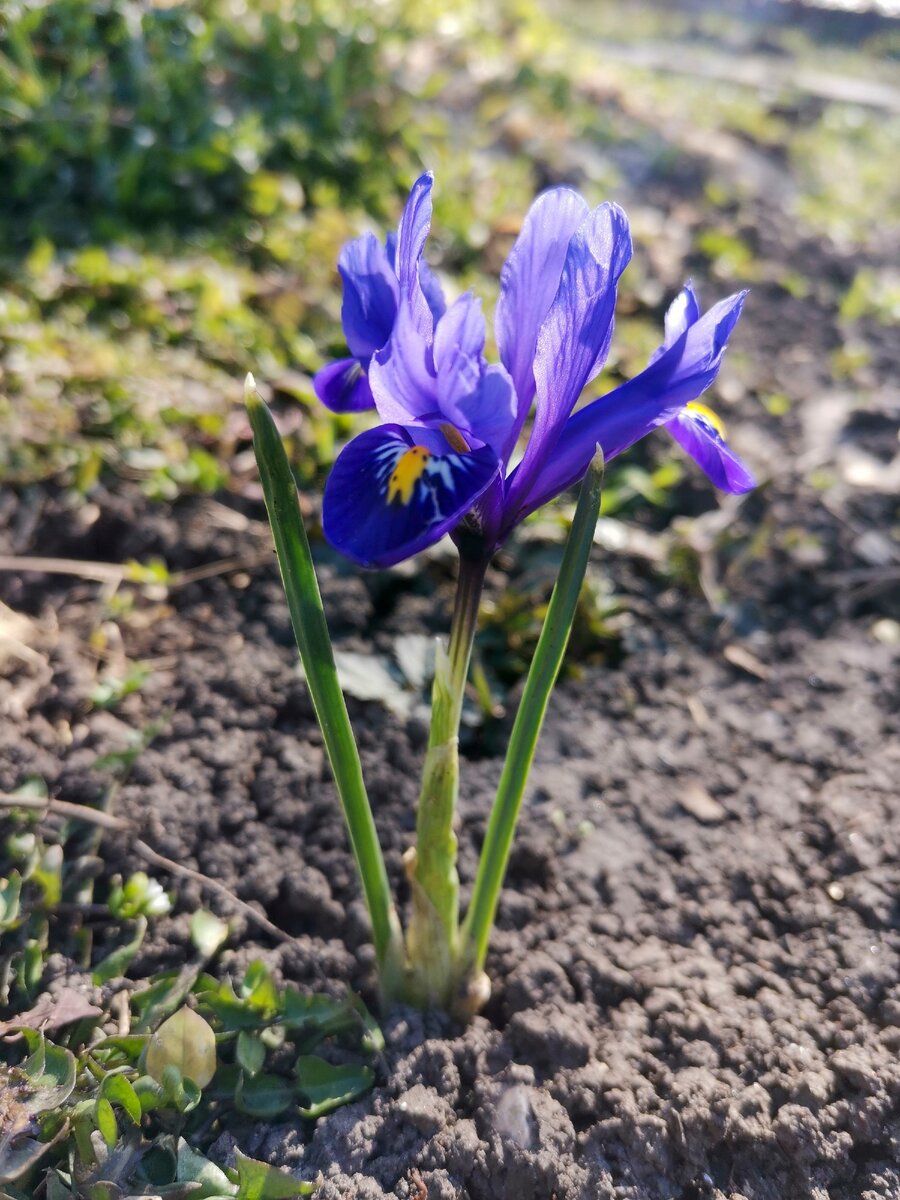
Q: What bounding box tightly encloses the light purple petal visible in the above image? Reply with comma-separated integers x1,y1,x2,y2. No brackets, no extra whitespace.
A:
313,357,376,413
323,424,499,568
369,302,440,426
667,408,756,494
507,288,748,527
395,172,437,340
337,232,399,360
388,227,447,324
432,295,516,455
447,363,517,459
433,293,486,376
495,187,589,442
662,280,701,351
504,202,632,515
420,261,447,324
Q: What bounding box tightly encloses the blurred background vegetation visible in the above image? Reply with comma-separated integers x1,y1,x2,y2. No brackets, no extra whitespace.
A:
2,0,895,498
0,0,897,691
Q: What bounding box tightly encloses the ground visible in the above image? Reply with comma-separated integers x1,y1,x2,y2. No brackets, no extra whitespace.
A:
1,1,899,1198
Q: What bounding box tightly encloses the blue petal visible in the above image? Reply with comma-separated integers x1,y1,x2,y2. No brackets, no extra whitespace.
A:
504,202,632,515
323,425,500,567
395,172,438,340
313,357,376,413
662,280,701,352
507,288,748,526
369,301,441,426
338,233,399,360
432,294,517,455
451,363,517,459
386,229,446,324
495,187,589,444
667,407,756,494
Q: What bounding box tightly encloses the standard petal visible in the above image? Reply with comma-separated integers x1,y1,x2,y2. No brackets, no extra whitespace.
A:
661,280,701,352
507,288,748,526
395,171,437,338
431,295,516,455
667,405,756,494
495,187,589,435
323,425,500,567
504,202,632,514
369,302,441,426
338,232,399,360
387,228,446,324
446,363,518,459
313,357,376,413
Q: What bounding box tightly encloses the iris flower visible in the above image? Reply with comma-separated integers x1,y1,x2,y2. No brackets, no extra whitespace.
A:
314,173,755,568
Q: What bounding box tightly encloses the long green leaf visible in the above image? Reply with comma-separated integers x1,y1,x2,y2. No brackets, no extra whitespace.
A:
244,376,403,990
457,449,605,1006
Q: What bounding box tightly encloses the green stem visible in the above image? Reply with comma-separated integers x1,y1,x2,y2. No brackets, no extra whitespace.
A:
457,450,604,1002
405,552,487,1006
245,376,404,997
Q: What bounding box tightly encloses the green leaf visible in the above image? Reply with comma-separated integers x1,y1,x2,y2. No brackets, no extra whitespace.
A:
190,910,230,959
232,1151,317,1199
21,1034,76,1113
280,990,382,1054
0,1135,52,1184
294,1056,373,1118
145,1007,217,1090
460,448,606,999
236,1032,266,1077
344,993,384,1055
246,379,400,985
131,965,202,1033
160,1064,202,1114
131,1074,164,1115
94,1097,117,1149
195,978,265,1032
91,915,148,985
239,961,280,1017
20,940,44,996
93,1034,148,1064
0,871,22,930
234,1072,294,1120
175,1139,236,1198
100,1074,142,1125
45,1170,75,1200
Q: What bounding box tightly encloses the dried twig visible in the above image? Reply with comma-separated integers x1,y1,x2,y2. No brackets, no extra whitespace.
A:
0,552,268,589
0,793,128,830
132,838,294,946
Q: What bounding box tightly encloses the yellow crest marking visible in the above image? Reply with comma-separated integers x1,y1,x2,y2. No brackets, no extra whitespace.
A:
387,445,432,506
687,401,726,439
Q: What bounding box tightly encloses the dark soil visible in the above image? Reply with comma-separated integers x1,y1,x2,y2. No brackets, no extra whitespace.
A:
2,403,899,1200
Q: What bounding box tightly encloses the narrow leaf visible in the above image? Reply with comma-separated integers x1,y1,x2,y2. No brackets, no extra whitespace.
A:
460,448,605,1000
236,1032,266,1077
294,1055,373,1118
245,376,401,984
233,1151,318,1199
91,915,148,985
234,1072,294,1120
100,1073,142,1125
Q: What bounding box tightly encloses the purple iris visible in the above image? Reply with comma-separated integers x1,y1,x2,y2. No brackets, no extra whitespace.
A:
313,172,755,568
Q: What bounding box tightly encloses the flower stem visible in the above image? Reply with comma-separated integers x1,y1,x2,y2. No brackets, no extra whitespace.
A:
245,376,405,1001
456,450,605,1012
405,552,487,1007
